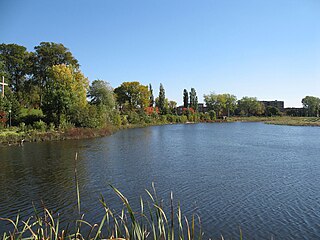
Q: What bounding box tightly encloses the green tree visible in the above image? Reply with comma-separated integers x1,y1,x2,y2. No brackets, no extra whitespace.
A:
168,100,177,114
204,93,219,114
88,80,115,110
0,88,20,125
114,81,149,111
302,96,320,117
223,93,237,117
265,106,281,116
158,83,166,114
0,43,32,103
32,42,79,106
42,64,89,126
149,84,154,107
237,97,265,116
204,93,237,117
183,89,189,108
189,88,198,111
87,80,116,127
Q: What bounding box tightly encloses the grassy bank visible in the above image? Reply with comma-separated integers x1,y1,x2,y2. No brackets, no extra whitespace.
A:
228,116,320,126
0,126,116,146
264,116,320,126
2,116,319,146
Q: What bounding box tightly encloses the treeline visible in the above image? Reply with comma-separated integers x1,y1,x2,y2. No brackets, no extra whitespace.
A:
0,42,196,130
1,42,319,131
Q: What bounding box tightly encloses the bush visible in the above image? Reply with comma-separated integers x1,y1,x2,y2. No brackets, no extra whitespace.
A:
33,120,47,132
59,119,75,130
209,110,216,120
166,114,176,123
121,115,128,125
159,115,167,123
127,111,140,124
179,115,188,123
48,122,55,131
18,122,26,132
112,113,122,127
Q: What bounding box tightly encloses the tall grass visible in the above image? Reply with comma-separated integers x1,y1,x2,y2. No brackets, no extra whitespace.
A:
0,183,205,240
1,152,205,239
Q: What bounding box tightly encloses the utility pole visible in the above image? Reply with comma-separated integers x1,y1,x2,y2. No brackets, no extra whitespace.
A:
1,76,8,98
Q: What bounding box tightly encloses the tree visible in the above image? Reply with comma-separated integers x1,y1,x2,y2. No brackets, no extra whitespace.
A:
183,89,189,108
223,94,237,117
204,93,219,113
158,83,166,114
42,64,89,126
204,93,236,117
88,80,115,110
149,84,154,107
0,43,32,103
302,96,320,117
32,42,79,106
0,88,20,125
189,88,198,111
114,81,149,111
168,100,177,114
265,106,281,116
237,97,265,116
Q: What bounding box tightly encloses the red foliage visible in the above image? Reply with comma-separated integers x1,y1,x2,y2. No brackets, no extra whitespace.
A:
182,107,195,114
0,111,7,125
145,107,159,115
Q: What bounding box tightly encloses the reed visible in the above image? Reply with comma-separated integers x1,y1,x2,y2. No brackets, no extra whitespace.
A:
1,183,206,240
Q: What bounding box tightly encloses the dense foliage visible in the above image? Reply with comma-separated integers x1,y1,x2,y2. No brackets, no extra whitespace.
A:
0,42,319,134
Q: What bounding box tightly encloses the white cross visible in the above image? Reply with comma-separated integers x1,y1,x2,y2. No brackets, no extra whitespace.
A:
1,76,8,98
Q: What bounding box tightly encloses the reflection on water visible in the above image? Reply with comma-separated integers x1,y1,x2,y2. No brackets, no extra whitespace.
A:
1,122,320,239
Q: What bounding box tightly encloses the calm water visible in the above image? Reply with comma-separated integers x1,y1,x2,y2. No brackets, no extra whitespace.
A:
1,122,320,239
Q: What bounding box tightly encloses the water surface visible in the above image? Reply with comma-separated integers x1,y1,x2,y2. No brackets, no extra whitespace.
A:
1,122,320,239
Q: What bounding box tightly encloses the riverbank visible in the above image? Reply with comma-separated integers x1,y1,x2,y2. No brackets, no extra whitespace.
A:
0,126,116,146
228,116,320,126
1,116,319,146
0,121,178,146
265,116,320,126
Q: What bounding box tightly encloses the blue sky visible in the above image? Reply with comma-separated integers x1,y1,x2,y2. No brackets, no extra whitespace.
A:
1,0,319,107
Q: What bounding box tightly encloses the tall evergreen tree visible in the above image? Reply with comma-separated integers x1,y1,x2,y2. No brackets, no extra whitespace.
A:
149,84,154,107
183,89,188,108
158,83,166,114
189,88,198,111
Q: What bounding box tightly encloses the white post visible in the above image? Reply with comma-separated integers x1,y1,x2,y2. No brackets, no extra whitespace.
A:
1,76,8,98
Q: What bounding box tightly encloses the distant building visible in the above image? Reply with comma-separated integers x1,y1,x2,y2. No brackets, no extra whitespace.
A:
197,103,208,113
260,100,284,112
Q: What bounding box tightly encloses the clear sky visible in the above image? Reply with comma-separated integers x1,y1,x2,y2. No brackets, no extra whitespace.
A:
1,0,319,107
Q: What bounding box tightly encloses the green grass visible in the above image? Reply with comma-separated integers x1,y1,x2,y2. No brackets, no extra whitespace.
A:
265,116,320,126
228,116,320,127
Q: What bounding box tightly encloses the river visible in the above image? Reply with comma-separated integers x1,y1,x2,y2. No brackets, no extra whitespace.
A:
1,122,320,239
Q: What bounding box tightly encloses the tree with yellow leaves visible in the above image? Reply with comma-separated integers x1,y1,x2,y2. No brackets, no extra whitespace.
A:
42,64,89,126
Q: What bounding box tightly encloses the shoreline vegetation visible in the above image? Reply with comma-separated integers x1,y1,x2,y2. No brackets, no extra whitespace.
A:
1,42,320,146
1,116,320,146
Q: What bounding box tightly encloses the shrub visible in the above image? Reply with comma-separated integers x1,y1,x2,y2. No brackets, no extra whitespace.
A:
112,113,122,127
180,115,188,123
127,111,140,124
209,110,216,120
33,120,47,132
